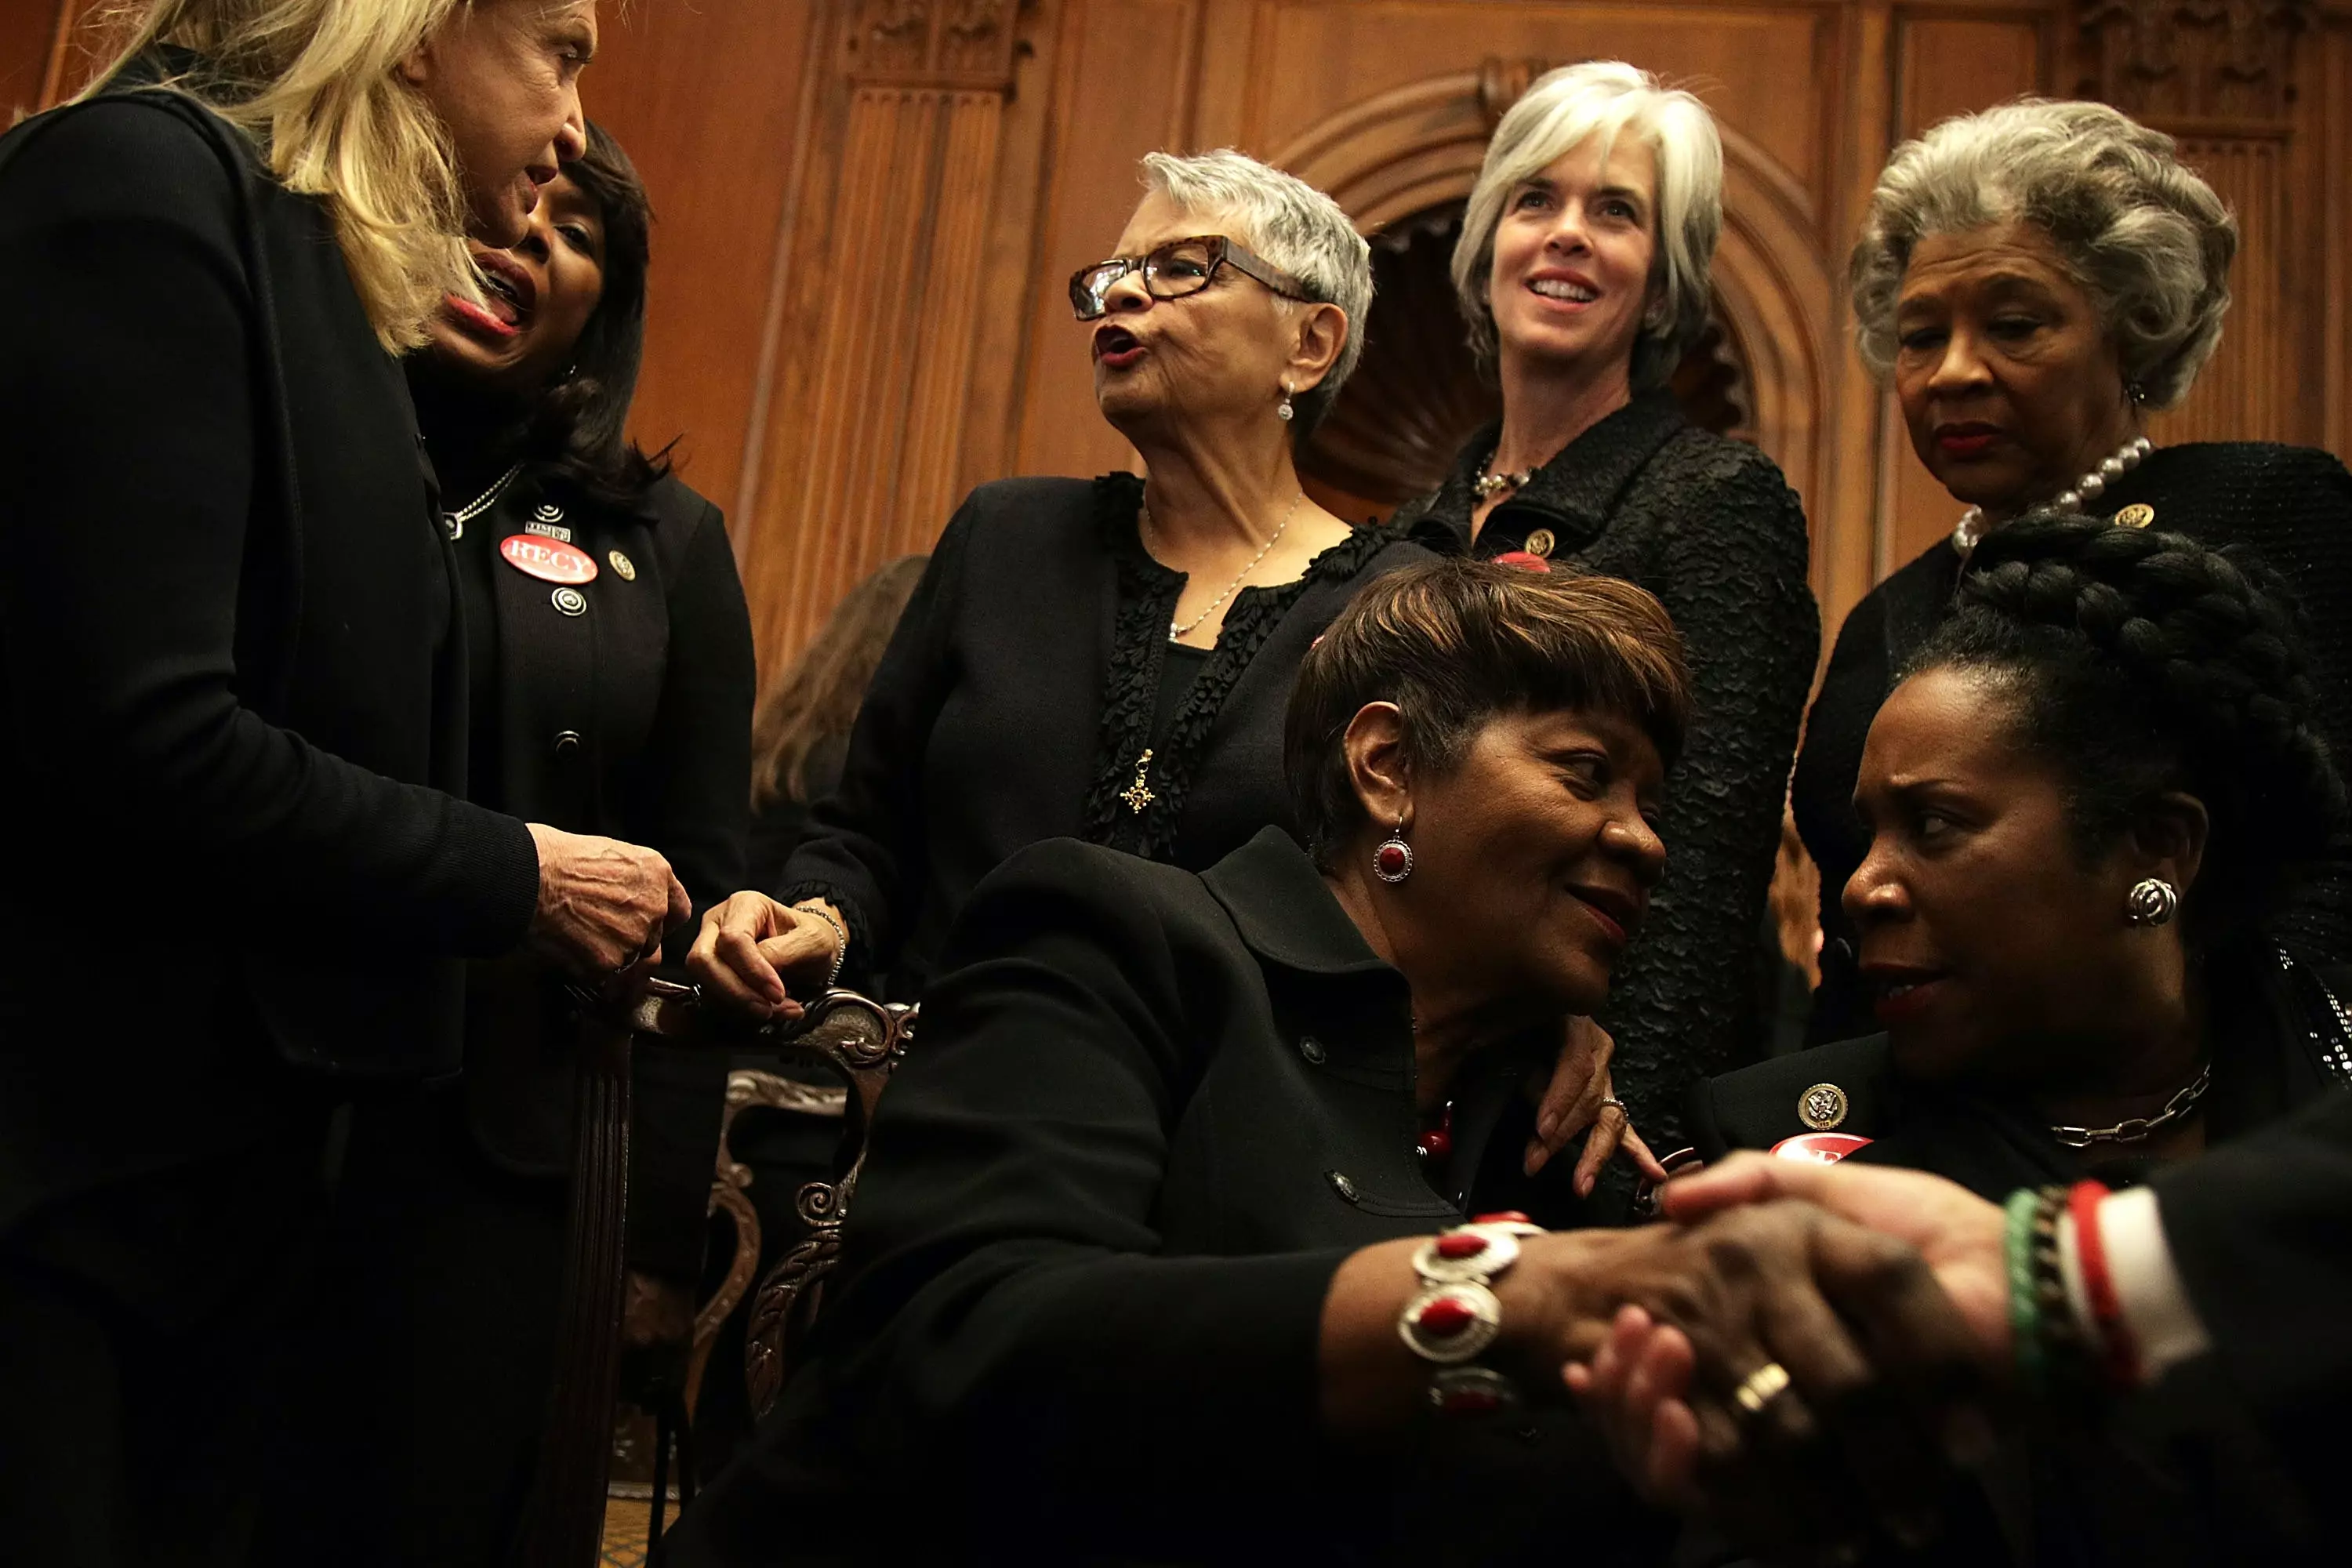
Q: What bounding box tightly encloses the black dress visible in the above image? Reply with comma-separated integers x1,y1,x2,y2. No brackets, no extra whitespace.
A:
0,78,538,1566
1396,392,1819,1148
1692,945,2352,1566
668,828,1668,1566
778,472,1432,999
331,464,755,1565
1793,442,2352,1040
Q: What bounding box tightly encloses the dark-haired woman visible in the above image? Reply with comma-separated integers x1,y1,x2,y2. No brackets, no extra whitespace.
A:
1693,516,2352,1566
316,124,756,1567
668,559,1980,1567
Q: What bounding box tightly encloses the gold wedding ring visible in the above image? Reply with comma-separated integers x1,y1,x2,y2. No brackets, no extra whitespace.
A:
1733,1360,1792,1417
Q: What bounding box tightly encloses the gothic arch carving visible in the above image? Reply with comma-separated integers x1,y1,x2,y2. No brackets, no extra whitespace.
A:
1268,64,1836,518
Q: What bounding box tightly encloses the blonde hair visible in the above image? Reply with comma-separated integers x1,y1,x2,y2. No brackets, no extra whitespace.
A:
1453,61,1724,389
81,0,476,351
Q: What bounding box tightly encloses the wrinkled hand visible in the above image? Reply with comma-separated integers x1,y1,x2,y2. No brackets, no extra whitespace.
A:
1664,1152,2011,1363
1536,1203,1988,1559
685,891,844,1021
1523,1016,1668,1193
525,823,690,980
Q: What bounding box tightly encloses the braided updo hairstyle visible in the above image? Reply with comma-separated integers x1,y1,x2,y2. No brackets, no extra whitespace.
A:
1907,512,2345,948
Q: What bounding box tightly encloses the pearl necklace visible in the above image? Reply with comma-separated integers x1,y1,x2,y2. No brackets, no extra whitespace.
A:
1952,435,2153,553
1472,461,1536,501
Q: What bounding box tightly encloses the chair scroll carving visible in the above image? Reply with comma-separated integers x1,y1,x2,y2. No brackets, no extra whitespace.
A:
739,992,913,1417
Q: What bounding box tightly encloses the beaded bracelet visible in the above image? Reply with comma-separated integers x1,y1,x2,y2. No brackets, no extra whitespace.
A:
2066,1180,2136,1388
2003,1188,2046,1392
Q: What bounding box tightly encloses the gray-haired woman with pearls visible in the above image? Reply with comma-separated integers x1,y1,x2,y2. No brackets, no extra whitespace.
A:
1794,97,2352,1040
1394,62,1819,1161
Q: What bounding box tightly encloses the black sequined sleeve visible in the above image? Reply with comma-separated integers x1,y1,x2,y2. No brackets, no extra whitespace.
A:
1599,448,1818,1145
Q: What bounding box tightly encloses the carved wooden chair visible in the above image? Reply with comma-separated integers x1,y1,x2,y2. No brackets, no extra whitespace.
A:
686,990,913,1417
515,975,910,1568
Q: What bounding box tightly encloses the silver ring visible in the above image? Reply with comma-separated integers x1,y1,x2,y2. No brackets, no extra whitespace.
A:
1598,1097,1629,1119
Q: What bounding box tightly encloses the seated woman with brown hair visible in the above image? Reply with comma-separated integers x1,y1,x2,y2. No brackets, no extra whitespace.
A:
1686,514,2350,1563
666,560,1983,1566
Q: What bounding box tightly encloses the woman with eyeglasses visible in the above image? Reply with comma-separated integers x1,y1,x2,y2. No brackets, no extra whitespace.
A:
692,150,1663,1194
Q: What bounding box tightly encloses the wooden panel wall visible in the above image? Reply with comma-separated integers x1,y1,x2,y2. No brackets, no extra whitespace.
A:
2,2,68,125
26,1,2352,693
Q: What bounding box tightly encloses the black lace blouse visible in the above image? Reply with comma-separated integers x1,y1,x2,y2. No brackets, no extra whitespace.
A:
779,473,1431,999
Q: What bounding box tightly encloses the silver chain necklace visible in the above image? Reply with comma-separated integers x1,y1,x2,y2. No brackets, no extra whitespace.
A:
442,461,524,541
2049,1061,2210,1149
1146,490,1304,642
1953,435,2153,554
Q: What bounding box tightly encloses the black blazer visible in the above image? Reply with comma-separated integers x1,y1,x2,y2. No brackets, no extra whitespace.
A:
779,473,1431,1000
448,468,755,1176
1692,953,2352,1566
1793,442,2352,1040
669,829,1663,1566
0,88,537,1231
1396,393,1819,1143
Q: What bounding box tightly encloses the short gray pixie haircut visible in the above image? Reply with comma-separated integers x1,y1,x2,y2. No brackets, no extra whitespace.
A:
1140,149,1374,439
1452,61,1724,389
1850,99,2237,410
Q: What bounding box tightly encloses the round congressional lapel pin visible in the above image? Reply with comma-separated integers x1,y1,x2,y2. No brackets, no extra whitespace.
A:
1797,1082,1849,1131
608,550,637,582
1523,527,1556,559
500,532,599,586
2113,503,2156,529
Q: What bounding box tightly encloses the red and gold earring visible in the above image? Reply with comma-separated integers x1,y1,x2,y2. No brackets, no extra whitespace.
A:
1374,818,1413,884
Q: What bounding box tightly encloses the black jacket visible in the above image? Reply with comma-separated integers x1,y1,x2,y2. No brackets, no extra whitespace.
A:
0,86,537,1232
1692,949,2352,1566
1793,442,2352,1040
445,466,754,1178
779,473,1431,999
1396,393,1818,1145
670,829,1663,1566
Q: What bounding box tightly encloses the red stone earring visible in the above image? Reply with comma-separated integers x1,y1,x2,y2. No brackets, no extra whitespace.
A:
1374,818,1413,884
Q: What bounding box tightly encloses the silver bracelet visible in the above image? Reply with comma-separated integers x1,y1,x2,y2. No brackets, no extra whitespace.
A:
793,902,848,989
1397,1214,1542,1414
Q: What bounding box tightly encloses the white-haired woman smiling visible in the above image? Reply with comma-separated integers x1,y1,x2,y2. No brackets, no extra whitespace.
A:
1792,98,2352,1041
1396,62,1819,1164
695,149,1658,1192
0,2,693,1561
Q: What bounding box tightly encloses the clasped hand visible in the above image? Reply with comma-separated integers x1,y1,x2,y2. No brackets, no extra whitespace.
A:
524,822,691,981
1556,1156,2011,1559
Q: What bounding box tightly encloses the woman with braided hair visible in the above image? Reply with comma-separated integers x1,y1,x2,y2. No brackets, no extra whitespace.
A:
1684,513,2350,1565
1795,98,2352,1041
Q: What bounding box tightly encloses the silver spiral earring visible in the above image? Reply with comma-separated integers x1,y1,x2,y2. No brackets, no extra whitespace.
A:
2125,877,2180,927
